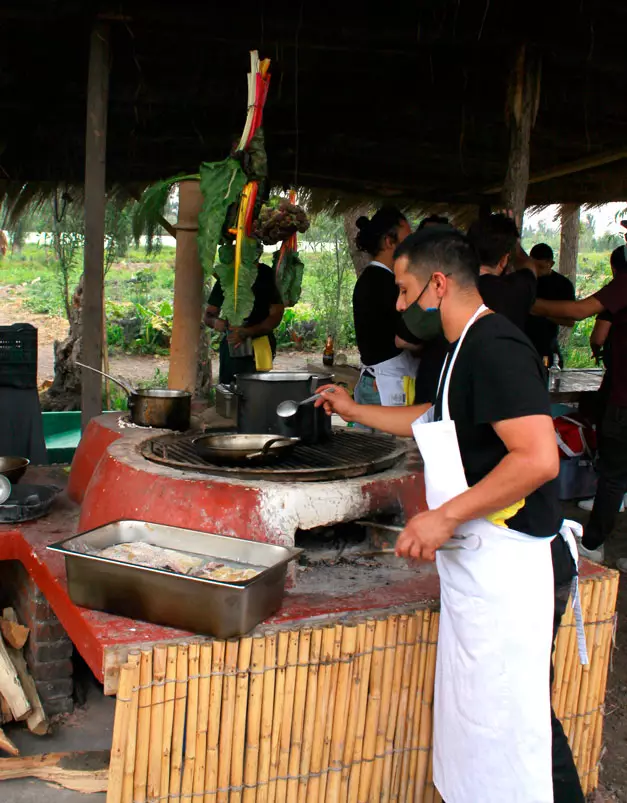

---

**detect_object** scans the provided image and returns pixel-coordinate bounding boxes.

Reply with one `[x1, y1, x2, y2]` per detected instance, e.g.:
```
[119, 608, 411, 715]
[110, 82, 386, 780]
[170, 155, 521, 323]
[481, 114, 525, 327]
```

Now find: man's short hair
[417, 214, 450, 230]
[394, 227, 479, 289]
[530, 243, 554, 261]
[466, 214, 520, 268]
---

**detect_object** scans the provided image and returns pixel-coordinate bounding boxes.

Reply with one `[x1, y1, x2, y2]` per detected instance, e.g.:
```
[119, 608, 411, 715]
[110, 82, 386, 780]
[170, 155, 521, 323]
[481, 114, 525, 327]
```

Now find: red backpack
[554, 414, 597, 459]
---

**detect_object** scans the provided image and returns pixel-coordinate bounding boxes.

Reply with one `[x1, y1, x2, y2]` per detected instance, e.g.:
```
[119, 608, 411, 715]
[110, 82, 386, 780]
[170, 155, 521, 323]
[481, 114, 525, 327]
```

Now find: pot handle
[246, 437, 300, 460]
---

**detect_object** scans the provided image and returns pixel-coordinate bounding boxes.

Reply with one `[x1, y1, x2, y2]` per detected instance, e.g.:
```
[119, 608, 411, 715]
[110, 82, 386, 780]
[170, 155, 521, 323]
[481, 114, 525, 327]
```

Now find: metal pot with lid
[232, 372, 333, 443]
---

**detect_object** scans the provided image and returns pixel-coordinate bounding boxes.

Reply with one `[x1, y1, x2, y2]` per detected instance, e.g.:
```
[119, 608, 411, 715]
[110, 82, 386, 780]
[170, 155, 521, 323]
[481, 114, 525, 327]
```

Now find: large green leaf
[197, 158, 247, 276]
[274, 249, 304, 307]
[214, 239, 261, 326]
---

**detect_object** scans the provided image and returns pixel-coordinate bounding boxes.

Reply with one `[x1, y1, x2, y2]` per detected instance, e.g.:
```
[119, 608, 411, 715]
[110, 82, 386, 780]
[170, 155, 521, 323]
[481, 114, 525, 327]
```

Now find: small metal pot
[77, 362, 191, 430]
[127, 389, 192, 430]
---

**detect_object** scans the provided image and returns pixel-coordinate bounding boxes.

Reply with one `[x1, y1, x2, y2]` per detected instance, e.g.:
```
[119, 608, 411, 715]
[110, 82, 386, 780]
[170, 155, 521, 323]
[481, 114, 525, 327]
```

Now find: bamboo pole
[276, 630, 300, 803]
[134, 648, 153, 803]
[217, 640, 240, 803]
[257, 632, 278, 803]
[107, 662, 137, 803]
[268, 631, 290, 803]
[564, 581, 594, 747]
[370, 616, 399, 800]
[399, 612, 425, 803]
[182, 642, 201, 799]
[381, 615, 408, 803]
[306, 626, 336, 803]
[390, 614, 418, 801]
[317, 624, 343, 803]
[160, 645, 178, 803]
[555, 599, 576, 721]
[326, 625, 358, 801]
[298, 628, 322, 803]
[243, 636, 266, 803]
[286, 629, 312, 802]
[147, 645, 167, 803]
[205, 640, 226, 803]
[194, 644, 213, 800]
[121, 651, 141, 803]
[169, 643, 189, 802]
[356, 619, 387, 803]
[231, 637, 253, 803]
[347, 620, 375, 803]
[339, 622, 367, 801]
[590, 572, 619, 790]
[414, 612, 439, 800]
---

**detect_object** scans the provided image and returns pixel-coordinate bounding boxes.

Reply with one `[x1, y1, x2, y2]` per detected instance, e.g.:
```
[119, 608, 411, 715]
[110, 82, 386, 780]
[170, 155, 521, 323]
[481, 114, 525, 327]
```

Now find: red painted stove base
[0, 467, 609, 696]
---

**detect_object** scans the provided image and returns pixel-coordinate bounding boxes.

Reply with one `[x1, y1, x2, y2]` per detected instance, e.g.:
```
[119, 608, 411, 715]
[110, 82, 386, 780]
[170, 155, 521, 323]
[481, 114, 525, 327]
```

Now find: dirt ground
[0, 286, 327, 386]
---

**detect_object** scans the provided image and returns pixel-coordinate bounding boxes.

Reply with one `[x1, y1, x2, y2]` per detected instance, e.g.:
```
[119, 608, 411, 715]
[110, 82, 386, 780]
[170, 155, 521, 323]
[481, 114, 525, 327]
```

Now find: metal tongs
[355, 520, 482, 553]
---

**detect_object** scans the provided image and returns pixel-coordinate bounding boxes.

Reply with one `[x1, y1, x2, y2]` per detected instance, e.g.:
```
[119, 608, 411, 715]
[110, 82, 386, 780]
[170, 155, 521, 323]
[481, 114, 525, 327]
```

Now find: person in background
[352, 206, 420, 407]
[417, 214, 450, 230]
[467, 213, 537, 330]
[526, 243, 575, 366]
[205, 263, 284, 384]
[534, 245, 627, 567]
[578, 312, 626, 513]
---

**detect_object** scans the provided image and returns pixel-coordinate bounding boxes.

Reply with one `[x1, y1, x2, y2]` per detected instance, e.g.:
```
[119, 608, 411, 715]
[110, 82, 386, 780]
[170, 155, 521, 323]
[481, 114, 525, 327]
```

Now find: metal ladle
[276, 387, 336, 419]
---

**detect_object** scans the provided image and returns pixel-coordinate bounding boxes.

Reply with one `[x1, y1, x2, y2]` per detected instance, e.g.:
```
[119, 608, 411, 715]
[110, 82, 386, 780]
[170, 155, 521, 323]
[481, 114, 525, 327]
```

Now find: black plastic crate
[0, 324, 38, 389]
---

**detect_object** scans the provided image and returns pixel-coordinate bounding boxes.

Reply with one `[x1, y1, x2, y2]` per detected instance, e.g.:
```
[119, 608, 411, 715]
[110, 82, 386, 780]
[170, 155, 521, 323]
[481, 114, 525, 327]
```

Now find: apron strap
[437, 304, 488, 422]
[559, 520, 589, 666]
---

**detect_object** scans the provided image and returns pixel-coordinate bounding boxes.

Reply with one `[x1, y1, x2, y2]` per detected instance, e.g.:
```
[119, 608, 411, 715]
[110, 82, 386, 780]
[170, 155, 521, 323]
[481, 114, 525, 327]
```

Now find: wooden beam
[0, 750, 109, 793]
[81, 21, 110, 431]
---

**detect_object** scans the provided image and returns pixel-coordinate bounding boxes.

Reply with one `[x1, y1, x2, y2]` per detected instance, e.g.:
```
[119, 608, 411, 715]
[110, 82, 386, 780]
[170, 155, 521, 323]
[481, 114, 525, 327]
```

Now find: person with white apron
[352, 207, 420, 408]
[317, 227, 587, 803]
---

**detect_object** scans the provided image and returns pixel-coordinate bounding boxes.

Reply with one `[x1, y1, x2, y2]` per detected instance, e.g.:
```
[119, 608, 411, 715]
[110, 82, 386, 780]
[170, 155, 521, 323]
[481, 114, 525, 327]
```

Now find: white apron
[358, 262, 419, 406]
[411, 305, 586, 803]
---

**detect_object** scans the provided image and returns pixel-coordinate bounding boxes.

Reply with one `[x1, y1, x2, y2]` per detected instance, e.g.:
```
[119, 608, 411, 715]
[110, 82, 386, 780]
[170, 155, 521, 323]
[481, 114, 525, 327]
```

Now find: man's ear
[497, 254, 509, 274]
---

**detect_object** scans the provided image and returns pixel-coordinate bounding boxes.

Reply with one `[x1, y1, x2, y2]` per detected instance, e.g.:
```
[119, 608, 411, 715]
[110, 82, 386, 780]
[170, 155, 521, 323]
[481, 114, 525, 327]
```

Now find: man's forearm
[350, 403, 431, 437]
[440, 449, 557, 530]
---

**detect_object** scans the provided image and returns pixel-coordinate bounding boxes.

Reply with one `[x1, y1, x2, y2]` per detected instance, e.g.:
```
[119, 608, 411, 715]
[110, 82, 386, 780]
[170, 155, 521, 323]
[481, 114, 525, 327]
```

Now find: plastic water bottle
[548, 354, 561, 392]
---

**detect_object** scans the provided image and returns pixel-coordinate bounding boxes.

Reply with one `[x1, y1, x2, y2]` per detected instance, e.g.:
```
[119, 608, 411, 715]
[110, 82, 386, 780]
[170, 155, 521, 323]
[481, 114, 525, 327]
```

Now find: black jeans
[583, 403, 627, 550]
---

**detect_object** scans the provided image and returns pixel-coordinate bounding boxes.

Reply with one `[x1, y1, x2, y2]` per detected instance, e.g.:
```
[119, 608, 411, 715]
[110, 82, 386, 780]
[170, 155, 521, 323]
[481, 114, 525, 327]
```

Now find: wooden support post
[168, 180, 204, 393]
[559, 204, 580, 289]
[81, 22, 110, 430]
[501, 45, 541, 225]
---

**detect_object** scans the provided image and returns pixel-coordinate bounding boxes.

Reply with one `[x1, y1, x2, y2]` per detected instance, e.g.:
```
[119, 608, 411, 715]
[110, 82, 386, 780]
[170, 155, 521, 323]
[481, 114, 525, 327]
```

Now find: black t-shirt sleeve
[469, 330, 550, 425]
[207, 279, 224, 308]
[564, 277, 576, 301]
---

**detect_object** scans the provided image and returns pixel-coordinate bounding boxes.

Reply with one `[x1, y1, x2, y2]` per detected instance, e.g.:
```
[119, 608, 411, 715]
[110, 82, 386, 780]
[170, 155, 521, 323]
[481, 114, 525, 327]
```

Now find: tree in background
[46, 193, 85, 327]
[300, 213, 356, 348]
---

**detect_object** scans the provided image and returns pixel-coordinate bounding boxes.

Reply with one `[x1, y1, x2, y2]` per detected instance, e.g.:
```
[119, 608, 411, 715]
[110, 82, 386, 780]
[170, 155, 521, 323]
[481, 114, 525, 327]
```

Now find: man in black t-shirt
[205, 263, 284, 384]
[317, 228, 583, 803]
[525, 243, 575, 365]
[467, 213, 537, 331]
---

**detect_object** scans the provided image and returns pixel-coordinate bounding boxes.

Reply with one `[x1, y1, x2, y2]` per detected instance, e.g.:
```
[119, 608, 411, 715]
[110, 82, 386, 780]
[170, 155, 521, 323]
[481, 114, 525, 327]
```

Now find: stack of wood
[0, 607, 48, 757]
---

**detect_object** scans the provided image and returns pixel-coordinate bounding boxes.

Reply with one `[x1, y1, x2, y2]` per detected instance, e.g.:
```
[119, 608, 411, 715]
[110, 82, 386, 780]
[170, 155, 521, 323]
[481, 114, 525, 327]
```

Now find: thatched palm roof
[1, 2, 627, 208]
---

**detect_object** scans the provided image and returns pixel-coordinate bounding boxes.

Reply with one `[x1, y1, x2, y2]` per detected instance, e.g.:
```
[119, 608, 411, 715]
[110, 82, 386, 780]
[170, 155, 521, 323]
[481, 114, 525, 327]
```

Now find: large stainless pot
[233, 372, 333, 443]
[77, 362, 191, 430]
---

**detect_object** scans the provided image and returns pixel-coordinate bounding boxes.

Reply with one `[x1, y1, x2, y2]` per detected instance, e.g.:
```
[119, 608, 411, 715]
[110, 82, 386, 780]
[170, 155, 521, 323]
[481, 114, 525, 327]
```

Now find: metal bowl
[0, 456, 30, 484]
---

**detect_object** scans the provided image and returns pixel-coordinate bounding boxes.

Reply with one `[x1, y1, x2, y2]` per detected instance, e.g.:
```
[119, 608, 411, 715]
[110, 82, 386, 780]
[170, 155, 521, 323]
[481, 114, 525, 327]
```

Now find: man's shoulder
[465, 312, 535, 351]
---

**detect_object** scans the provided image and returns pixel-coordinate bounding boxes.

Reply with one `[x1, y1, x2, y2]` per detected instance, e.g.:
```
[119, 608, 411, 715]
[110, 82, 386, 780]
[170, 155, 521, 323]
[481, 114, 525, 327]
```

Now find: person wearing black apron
[317, 227, 586, 803]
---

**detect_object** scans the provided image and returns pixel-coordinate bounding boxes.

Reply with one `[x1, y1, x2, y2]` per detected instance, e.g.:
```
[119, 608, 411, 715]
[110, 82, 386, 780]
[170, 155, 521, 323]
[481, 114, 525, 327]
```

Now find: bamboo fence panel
[107, 569, 618, 802]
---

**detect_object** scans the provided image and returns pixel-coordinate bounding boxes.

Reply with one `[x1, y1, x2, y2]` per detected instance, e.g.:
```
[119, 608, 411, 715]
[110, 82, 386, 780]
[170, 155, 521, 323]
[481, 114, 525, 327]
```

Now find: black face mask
[402, 275, 444, 341]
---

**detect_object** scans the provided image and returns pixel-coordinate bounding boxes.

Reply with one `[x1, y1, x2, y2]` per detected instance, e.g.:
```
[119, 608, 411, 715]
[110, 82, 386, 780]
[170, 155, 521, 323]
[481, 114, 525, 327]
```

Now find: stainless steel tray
[48, 521, 301, 639]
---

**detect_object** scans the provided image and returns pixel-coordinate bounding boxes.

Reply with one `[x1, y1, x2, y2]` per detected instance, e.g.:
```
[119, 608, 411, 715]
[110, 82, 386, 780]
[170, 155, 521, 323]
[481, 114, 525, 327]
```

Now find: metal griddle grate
[140, 429, 407, 482]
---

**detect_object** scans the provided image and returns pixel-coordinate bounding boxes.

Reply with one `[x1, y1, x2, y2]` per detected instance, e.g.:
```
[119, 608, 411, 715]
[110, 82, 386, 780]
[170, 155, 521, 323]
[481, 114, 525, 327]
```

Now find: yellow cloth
[253, 336, 273, 371]
[403, 376, 416, 406]
[486, 498, 526, 529]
